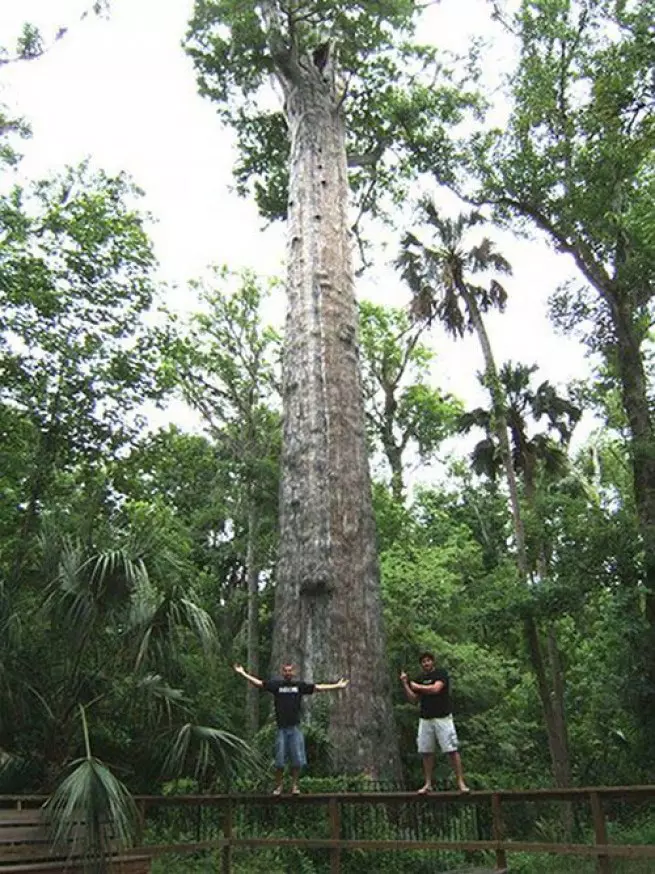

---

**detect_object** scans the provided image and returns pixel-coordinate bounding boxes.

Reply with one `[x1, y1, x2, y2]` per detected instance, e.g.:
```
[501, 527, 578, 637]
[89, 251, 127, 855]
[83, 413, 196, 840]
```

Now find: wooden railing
[2, 786, 655, 873]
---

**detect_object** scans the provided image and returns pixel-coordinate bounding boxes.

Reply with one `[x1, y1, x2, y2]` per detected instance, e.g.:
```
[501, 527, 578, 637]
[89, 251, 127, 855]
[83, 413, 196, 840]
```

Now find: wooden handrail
[3, 787, 655, 874]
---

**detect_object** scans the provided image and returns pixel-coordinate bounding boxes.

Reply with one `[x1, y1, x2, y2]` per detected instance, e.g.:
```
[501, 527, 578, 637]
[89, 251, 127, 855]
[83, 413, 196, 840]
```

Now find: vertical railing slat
[589, 791, 611, 874]
[221, 795, 233, 874]
[491, 792, 507, 872]
[329, 796, 341, 874]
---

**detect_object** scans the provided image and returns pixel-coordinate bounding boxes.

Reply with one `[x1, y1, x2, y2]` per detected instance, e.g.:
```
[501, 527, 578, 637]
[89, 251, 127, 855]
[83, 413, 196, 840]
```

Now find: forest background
[0, 0, 654, 864]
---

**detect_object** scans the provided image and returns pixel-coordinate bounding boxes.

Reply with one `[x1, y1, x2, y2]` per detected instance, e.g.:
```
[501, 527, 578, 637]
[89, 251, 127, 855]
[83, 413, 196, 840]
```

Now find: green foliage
[185, 0, 478, 221]
[45, 706, 138, 866]
[397, 204, 511, 335]
[359, 300, 462, 497]
[159, 268, 281, 664]
[0, 162, 169, 576]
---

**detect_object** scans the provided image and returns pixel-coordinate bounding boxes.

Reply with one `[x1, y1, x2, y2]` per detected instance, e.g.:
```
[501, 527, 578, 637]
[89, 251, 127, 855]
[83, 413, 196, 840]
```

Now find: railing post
[329, 796, 341, 874]
[491, 792, 507, 872]
[589, 791, 611, 874]
[221, 795, 233, 874]
[136, 799, 146, 844]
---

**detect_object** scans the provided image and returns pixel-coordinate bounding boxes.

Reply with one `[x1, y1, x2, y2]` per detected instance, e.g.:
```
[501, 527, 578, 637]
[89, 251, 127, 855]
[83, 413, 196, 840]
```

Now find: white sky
[0, 0, 597, 477]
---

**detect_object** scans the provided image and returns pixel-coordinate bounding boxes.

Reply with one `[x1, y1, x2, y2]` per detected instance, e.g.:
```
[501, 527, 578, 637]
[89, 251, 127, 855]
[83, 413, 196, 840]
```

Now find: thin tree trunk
[461, 285, 529, 576]
[384, 441, 405, 503]
[613, 296, 655, 625]
[463, 284, 574, 790]
[524, 617, 572, 788]
[11, 407, 61, 585]
[246, 504, 260, 737]
[269, 49, 401, 779]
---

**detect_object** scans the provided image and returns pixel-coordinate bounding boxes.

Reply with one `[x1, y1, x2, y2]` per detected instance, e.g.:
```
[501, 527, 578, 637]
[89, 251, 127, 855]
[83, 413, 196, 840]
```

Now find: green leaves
[358, 300, 462, 499]
[185, 0, 477, 223]
[45, 707, 138, 864]
[164, 722, 261, 784]
[0, 163, 164, 466]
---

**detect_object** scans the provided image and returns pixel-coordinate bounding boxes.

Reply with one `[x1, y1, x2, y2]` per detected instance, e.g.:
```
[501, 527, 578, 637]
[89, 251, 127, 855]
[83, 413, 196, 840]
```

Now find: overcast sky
[0, 0, 597, 477]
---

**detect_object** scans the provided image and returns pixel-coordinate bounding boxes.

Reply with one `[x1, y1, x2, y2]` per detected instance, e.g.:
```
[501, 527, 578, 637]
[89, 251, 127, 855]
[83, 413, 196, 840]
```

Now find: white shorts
[417, 716, 459, 754]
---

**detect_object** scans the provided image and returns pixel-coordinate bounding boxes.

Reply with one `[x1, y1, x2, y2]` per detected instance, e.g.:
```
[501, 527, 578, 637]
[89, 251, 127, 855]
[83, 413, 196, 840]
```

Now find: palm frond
[468, 237, 512, 275]
[129, 588, 217, 671]
[87, 548, 148, 603]
[44, 707, 137, 869]
[134, 673, 187, 724]
[163, 722, 263, 785]
[179, 598, 218, 656]
[458, 407, 493, 433]
[470, 437, 502, 481]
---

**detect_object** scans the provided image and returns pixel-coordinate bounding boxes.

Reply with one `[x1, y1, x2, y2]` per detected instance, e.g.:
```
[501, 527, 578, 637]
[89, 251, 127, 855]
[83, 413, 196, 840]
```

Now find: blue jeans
[275, 726, 307, 768]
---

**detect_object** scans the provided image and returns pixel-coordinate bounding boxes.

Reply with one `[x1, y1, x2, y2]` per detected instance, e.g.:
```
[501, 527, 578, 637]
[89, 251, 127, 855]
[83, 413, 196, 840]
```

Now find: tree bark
[498, 199, 655, 631]
[612, 295, 655, 625]
[525, 618, 572, 795]
[270, 54, 401, 779]
[245, 504, 260, 737]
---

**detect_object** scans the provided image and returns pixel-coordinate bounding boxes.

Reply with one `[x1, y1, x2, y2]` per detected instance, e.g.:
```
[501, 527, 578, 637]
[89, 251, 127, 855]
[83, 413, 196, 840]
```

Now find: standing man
[400, 651, 469, 794]
[234, 662, 348, 794]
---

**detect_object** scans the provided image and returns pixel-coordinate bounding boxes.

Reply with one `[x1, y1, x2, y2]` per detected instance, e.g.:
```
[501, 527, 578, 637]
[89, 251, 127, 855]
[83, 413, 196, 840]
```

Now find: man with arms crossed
[234, 662, 348, 794]
[400, 651, 469, 794]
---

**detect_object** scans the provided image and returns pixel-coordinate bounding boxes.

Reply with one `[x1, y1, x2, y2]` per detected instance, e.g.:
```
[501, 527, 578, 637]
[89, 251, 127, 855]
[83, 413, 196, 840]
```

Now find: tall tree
[397, 203, 529, 574]
[428, 0, 655, 713]
[358, 300, 462, 501]
[0, 163, 164, 580]
[398, 204, 579, 788]
[164, 269, 281, 737]
[184, 1, 472, 777]
[460, 362, 581, 791]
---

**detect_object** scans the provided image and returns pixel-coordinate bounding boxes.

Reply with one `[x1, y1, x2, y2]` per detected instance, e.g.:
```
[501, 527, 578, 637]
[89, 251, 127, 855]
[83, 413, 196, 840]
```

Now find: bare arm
[400, 671, 419, 704]
[233, 663, 264, 689]
[409, 679, 445, 695]
[315, 678, 349, 692]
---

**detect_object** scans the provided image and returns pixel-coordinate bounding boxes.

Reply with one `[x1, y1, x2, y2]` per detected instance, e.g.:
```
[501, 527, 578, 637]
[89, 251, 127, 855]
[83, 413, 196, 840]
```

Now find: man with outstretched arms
[234, 662, 348, 794]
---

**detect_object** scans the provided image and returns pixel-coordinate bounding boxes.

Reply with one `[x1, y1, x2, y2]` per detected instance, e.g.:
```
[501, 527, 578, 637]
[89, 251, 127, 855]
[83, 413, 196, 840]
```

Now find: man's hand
[336, 677, 349, 689]
[400, 670, 419, 704]
[233, 663, 245, 676]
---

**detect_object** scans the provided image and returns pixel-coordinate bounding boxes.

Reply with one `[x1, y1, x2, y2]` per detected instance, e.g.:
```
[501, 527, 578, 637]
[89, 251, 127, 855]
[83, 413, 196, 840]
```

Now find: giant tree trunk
[245, 504, 260, 737]
[611, 293, 655, 751]
[269, 51, 401, 779]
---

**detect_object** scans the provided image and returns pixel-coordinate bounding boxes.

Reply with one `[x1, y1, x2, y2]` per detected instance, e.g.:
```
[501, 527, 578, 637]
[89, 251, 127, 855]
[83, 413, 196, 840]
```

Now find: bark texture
[270, 53, 400, 779]
[246, 504, 260, 737]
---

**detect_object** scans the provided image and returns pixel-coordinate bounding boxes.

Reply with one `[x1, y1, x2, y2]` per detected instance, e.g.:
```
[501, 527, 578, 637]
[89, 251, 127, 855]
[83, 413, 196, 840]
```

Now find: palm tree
[460, 362, 581, 796]
[460, 363, 580, 506]
[398, 203, 579, 793]
[397, 200, 529, 578]
[1, 514, 259, 785]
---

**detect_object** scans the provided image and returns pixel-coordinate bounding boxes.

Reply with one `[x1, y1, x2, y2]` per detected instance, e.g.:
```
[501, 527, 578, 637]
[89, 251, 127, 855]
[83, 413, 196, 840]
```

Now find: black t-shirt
[415, 668, 452, 719]
[263, 679, 316, 728]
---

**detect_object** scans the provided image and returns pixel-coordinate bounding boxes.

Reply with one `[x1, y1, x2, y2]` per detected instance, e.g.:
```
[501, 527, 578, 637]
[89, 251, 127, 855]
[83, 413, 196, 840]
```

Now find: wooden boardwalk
[2, 786, 655, 873]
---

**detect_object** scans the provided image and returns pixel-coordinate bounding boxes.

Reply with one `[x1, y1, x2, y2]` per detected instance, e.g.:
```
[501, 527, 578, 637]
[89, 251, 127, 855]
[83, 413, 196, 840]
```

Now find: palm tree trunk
[269, 48, 401, 779]
[462, 283, 573, 790]
[460, 284, 529, 577]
